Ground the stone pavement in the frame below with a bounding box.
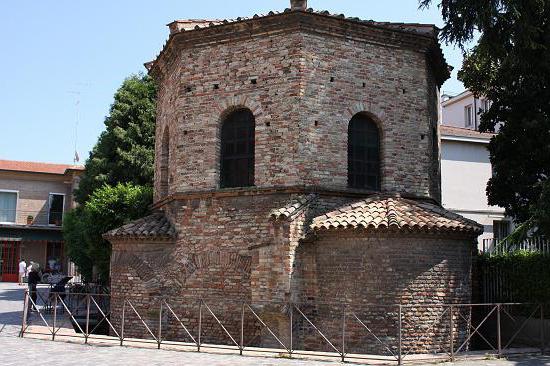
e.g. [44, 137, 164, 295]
[2, 282, 550, 366]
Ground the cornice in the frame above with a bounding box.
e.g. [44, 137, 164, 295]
[149, 11, 448, 85]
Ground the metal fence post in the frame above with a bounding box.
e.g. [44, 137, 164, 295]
[497, 304, 502, 358]
[341, 304, 346, 363]
[541, 305, 545, 355]
[450, 305, 454, 362]
[289, 302, 293, 358]
[158, 301, 163, 350]
[120, 299, 126, 347]
[397, 304, 403, 365]
[20, 290, 29, 338]
[240, 302, 245, 356]
[197, 300, 202, 352]
[85, 294, 91, 344]
[52, 294, 58, 341]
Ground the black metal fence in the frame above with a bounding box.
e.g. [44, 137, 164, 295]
[20, 290, 550, 364]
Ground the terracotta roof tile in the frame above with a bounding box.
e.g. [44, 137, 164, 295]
[104, 213, 176, 240]
[0, 159, 84, 175]
[311, 195, 483, 235]
[270, 194, 317, 220]
[441, 126, 495, 140]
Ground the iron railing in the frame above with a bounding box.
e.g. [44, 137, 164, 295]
[482, 237, 550, 256]
[20, 290, 550, 364]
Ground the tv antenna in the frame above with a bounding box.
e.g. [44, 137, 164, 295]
[68, 83, 91, 164]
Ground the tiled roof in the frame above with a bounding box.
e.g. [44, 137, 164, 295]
[270, 194, 317, 220]
[311, 195, 483, 235]
[167, 11, 437, 36]
[441, 125, 495, 140]
[0, 159, 84, 175]
[104, 213, 176, 240]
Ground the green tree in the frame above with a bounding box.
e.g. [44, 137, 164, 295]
[75, 74, 157, 204]
[64, 74, 157, 281]
[420, 0, 550, 235]
[64, 184, 153, 281]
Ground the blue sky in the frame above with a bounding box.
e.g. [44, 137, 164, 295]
[0, 0, 467, 165]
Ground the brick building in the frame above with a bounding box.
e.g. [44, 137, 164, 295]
[105, 1, 482, 354]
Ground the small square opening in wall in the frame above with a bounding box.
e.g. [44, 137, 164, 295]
[213, 84, 219, 90]
[185, 86, 193, 93]
[265, 122, 270, 127]
[362, 82, 366, 88]
[330, 77, 335, 82]
[183, 131, 188, 135]
[314, 120, 319, 127]
[250, 78, 257, 85]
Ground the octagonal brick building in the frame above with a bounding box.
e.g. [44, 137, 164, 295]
[105, 0, 482, 354]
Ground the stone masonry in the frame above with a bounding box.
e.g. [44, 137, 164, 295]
[105, 2, 482, 355]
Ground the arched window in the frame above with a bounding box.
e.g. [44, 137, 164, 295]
[160, 128, 170, 197]
[220, 108, 255, 188]
[348, 113, 381, 190]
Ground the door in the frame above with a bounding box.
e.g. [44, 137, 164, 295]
[0, 241, 20, 282]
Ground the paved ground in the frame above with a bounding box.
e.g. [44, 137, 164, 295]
[1, 282, 550, 366]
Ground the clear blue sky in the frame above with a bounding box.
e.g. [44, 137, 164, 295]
[0, 0, 467, 165]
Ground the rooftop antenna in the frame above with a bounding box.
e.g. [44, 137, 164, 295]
[67, 82, 90, 164]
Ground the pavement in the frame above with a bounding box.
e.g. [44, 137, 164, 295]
[1, 282, 550, 366]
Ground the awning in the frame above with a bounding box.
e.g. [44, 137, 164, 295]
[0, 226, 64, 242]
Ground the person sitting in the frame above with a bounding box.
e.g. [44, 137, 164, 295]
[27, 266, 40, 311]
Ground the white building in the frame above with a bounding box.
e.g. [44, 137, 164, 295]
[441, 90, 492, 130]
[441, 91, 511, 250]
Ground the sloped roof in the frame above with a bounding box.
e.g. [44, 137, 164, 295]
[0, 159, 84, 175]
[311, 195, 483, 235]
[441, 125, 495, 141]
[104, 213, 176, 241]
[270, 194, 317, 220]
[166, 11, 438, 36]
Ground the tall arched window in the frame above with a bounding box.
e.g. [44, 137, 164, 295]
[160, 128, 170, 197]
[348, 113, 381, 190]
[220, 108, 255, 188]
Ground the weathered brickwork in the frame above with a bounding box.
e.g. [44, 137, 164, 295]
[106, 6, 482, 355]
[292, 232, 474, 353]
[152, 20, 444, 202]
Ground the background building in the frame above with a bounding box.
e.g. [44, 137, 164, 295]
[0, 159, 83, 282]
[441, 91, 511, 250]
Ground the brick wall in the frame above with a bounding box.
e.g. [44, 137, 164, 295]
[153, 17, 442, 203]
[291, 231, 475, 354]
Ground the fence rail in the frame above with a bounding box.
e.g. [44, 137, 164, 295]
[20, 290, 550, 364]
[482, 237, 550, 256]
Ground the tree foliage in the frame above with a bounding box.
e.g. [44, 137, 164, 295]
[64, 74, 157, 281]
[481, 251, 550, 303]
[64, 184, 153, 281]
[420, 0, 550, 234]
[75, 74, 157, 204]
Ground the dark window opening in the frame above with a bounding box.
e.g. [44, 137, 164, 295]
[494, 221, 511, 243]
[348, 114, 381, 190]
[48, 194, 64, 226]
[220, 109, 255, 188]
